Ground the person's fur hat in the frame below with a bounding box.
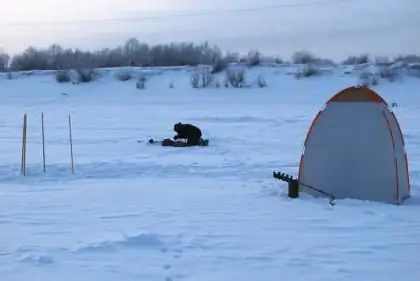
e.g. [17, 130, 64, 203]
[174, 122, 182, 131]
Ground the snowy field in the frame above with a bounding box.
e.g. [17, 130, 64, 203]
[0, 65, 420, 281]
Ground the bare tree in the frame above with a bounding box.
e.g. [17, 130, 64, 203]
[0, 50, 10, 72]
[7, 39, 237, 71]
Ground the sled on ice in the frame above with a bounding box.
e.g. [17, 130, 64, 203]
[148, 138, 209, 147]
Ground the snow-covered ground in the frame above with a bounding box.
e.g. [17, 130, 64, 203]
[0, 65, 420, 281]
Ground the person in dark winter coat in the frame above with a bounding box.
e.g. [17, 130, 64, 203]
[173, 122, 202, 146]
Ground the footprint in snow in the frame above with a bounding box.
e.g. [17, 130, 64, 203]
[163, 264, 171, 270]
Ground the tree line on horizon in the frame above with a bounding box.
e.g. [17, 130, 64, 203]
[1, 38, 419, 72]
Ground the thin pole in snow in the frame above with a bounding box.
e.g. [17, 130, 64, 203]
[21, 113, 27, 176]
[68, 114, 74, 174]
[41, 112, 46, 173]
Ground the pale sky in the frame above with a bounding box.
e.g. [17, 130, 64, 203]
[0, 0, 419, 60]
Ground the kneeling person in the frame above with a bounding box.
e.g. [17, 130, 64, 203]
[173, 122, 202, 146]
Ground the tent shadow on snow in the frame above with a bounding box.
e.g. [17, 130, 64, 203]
[286, 85, 411, 205]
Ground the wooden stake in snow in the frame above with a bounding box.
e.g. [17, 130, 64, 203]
[21, 113, 27, 176]
[41, 112, 46, 172]
[68, 114, 74, 174]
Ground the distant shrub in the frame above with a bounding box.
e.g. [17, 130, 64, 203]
[375, 56, 392, 66]
[274, 57, 284, 64]
[55, 70, 70, 83]
[359, 71, 379, 86]
[136, 72, 147, 89]
[378, 66, 398, 82]
[225, 66, 246, 88]
[407, 64, 420, 78]
[136, 81, 145, 89]
[211, 59, 228, 74]
[317, 58, 336, 67]
[116, 69, 132, 81]
[224, 77, 229, 88]
[191, 67, 214, 88]
[246, 49, 260, 67]
[342, 54, 369, 65]
[200, 68, 214, 87]
[256, 75, 267, 88]
[191, 72, 199, 88]
[295, 64, 321, 79]
[76, 68, 97, 83]
[394, 54, 420, 64]
[292, 50, 317, 64]
[0, 51, 9, 72]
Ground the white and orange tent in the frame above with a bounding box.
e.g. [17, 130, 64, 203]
[298, 86, 410, 204]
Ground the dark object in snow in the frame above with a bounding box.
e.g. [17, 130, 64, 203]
[148, 138, 209, 147]
[273, 171, 335, 205]
[173, 122, 202, 146]
[288, 179, 299, 199]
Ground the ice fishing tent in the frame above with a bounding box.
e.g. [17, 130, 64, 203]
[298, 86, 410, 204]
